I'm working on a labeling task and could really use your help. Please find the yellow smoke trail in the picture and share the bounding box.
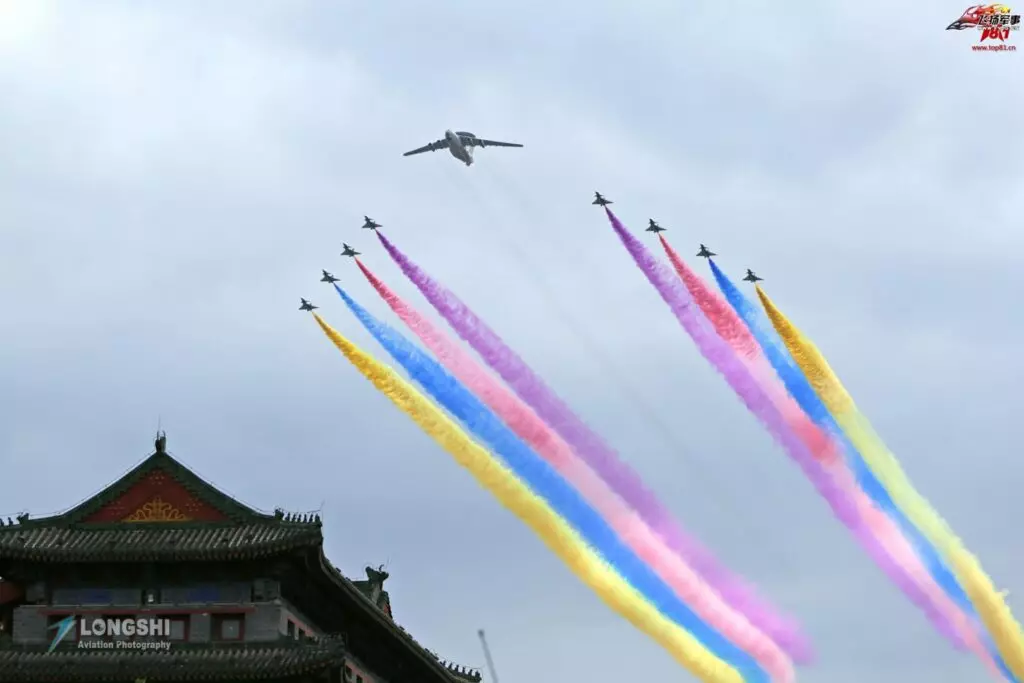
[949,548,1024,679]
[754,287,1024,677]
[312,314,742,683]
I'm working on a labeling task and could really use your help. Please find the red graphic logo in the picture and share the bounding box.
[947,4,1020,49]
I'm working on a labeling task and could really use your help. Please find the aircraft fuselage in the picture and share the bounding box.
[445,129,473,166]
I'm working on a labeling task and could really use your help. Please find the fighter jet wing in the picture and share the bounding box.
[465,138,523,148]
[403,139,449,156]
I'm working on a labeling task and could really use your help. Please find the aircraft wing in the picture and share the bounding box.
[403,139,449,156]
[466,138,523,149]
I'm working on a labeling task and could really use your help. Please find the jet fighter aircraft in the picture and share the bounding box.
[592,192,612,206]
[743,269,763,283]
[320,270,339,283]
[696,244,716,259]
[645,219,666,233]
[403,130,523,166]
[341,243,360,258]
[362,216,381,230]
[299,298,318,311]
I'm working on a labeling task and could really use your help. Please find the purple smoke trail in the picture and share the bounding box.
[376,230,811,662]
[602,208,963,644]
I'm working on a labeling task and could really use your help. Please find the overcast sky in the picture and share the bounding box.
[1,1,1021,681]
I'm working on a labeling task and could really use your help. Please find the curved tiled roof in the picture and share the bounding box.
[0,442,481,682]
[0,639,347,682]
[0,446,323,564]
[317,555,482,683]
[0,521,323,562]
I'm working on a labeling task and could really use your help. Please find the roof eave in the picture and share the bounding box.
[0,639,347,682]
[313,549,459,683]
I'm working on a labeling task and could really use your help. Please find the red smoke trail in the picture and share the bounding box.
[659,236,762,361]
[658,236,836,466]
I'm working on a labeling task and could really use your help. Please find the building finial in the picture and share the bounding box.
[155,431,167,454]
[366,564,390,585]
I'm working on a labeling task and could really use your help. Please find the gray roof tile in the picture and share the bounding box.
[0,639,346,682]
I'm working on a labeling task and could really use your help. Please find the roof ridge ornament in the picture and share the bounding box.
[155,431,167,455]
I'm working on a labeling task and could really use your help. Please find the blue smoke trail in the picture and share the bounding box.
[331,284,769,683]
[707,261,1015,681]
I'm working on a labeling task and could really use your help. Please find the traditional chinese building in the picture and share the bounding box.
[0,434,482,683]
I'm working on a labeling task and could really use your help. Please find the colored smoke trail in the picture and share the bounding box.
[659,238,834,464]
[705,265,1006,676]
[603,209,977,648]
[311,313,744,683]
[668,250,1003,671]
[754,285,1022,679]
[752,285,966,550]
[352,262,794,681]
[658,239,985,653]
[375,230,810,662]
[710,263,973,617]
[325,291,770,683]
[950,549,1024,682]
[659,237,760,362]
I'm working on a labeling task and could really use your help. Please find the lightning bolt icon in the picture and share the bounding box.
[47,615,76,653]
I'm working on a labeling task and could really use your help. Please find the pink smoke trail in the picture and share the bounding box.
[659,237,762,361]
[655,235,996,663]
[660,237,837,466]
[604,209,970,648]
[355,258,794,681]
[373,231,812,662]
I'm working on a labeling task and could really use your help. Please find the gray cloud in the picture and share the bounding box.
[1,1,1021,681]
